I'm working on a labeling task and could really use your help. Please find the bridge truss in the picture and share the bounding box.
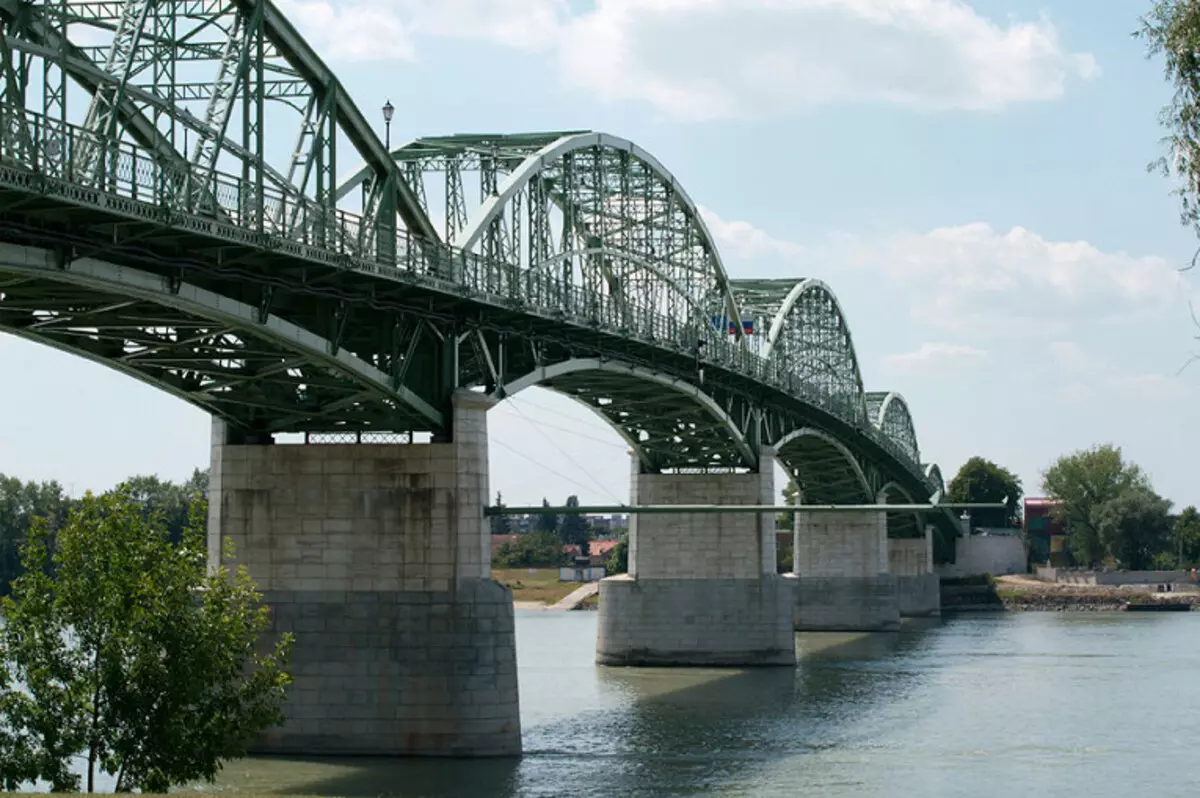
[0,0,952,533]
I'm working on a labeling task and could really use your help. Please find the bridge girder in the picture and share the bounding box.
[0,0,950,494]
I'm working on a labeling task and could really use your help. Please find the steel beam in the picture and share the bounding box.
[484,502,1008,517]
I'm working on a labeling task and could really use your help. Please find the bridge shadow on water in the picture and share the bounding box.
[211,618,949,797]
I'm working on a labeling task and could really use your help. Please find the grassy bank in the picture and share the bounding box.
[493,568,583,605]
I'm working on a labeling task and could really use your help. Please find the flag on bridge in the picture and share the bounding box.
[710,316,755,335]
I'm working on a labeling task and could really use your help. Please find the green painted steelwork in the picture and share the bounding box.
[484,502,1008,517]
[0,0,964,539]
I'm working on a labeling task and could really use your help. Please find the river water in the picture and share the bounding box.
[185,609,1200,798]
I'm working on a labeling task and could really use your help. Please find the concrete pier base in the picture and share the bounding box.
[596,574,796,666]
[793,575,900,631]
[595,450,796,667]
[793,509,900,631]
[896,574,941,618]
[889,527,941,618]
[207,390,521,756]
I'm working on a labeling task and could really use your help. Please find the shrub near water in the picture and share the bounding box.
[0,486,292,793]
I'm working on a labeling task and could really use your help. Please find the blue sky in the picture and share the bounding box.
[3,0,1198,511]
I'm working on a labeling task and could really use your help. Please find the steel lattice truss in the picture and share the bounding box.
[0,0,954,530]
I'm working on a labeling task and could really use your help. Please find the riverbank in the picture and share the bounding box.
[494,568,599,610]
[945,574,1200,612]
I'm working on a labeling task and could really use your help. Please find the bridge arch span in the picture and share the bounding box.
[925,463,946,500]
[338,131,747,340]
[873,391,920,464]
[774,427,872,505]
[499,358,756,471]
[0,243,443,434]
[877,481,923,539]
[732,279,868,426]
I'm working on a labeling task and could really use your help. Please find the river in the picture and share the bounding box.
[193,609,1200,797]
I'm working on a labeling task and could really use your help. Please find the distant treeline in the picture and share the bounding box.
[0,469,208,595]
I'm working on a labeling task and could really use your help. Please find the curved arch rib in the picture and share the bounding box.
[500,358,757,470]
[877,392,920,464]
[733,278,868,423]
[775,426,873,504]
[0,242,443,430]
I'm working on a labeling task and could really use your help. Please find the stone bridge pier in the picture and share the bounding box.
[206,390,521,757]
[888,525,941,617]
[792,504,901,632]
[595,448,796,667]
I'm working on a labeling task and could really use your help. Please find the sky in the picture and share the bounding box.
[2,0,1198,511]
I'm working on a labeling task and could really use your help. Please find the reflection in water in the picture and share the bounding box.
[207,613,942,797]
[202,611,1200,797]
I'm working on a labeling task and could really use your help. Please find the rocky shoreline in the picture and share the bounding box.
[942,576,1200,613]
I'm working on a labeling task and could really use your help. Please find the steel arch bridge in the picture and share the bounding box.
[0,0,956,538]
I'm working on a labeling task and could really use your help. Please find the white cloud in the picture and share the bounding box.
[276,0,418,61]
[274,0,1096,117]
[555,0,1097,120]
[398,0,567,51]
[1047,340,1191,403]
[882,342,988,375]
[698,205,805,261]
[840,222,1187,333]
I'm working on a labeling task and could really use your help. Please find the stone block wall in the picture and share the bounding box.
[596,574,796,666]
[793,575,900,631]
[794,510,887,578]
[888,526,934,577]
[597,449,794,667]
[629,449,776,580]
[206,390,521,756]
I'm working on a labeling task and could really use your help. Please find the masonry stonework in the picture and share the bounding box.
[793,510,900,631]
[889,526,940,617]
[596,449,796,666]
[206,390,521,756]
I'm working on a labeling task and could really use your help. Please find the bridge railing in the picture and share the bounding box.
[0,101,930,487]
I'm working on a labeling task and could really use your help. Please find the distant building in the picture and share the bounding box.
[1024,497,1068,565]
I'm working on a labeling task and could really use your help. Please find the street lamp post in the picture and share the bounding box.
[382,100,394,150]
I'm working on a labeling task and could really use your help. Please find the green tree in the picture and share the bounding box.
[535,498,559,536]
[778,480,799,531]
[1172,506,1200,566]
[559,495,591,547]
[605,535,628,575]
[0,486,292,793]
[1042,444,1151,566]
[947,457,1023,529]
[494,530,563,568]
[489,491,511,535]
[124,469,208,544]
[1095,488,1173,570]
[1138,2,1200,238]
[0,474,71,596]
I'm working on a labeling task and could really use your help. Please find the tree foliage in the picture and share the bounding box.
[0,485,291,793]
[535,498,559,536]
[489,491,511,535]
[1173,505,1200,566]
[0,475,71,597]
[1138,1,1200,238]
[494,530,563,568]
[947,457,1023,528]
[1042,444,1152,566]
[1095,488,1173,571]
[778,480,799,531]
[605,535,628,575]
[559,495,591,547]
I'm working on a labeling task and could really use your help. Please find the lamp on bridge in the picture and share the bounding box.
[382,100,395,150]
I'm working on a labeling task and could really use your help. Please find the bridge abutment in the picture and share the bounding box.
[206,390,521,757]
[793,510,901,632]
[889,525,940,618]
[596,449,796,667]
